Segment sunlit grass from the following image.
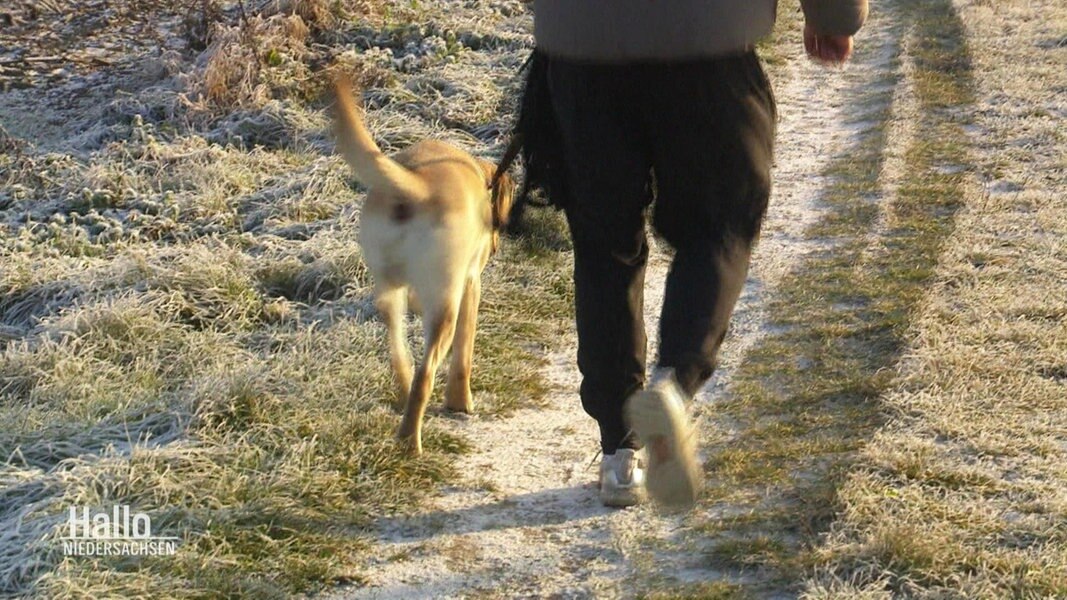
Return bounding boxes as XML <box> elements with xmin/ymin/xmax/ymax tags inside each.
<box><xmin>0</xmin><ymin>0</ymin><xmax>562</xmax><ymax>597</ymax></box>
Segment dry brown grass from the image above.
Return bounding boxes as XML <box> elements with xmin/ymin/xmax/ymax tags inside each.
<box><xmin>198</xmin><ymin>13</ymin><xmax>312</xmax><ymax>107</ymax></box>
<box><xmin>183</xmin><ymin>0</ymin><xmax>417</xmax><ymax>110</ymax></box>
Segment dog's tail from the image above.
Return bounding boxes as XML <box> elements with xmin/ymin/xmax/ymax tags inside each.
<box><xmin>332</xmin><ymin>77</ymin><xmax>429</xmax><ymax>200</ymax></box>
<box><xmin>489</xmin><ymin>167</ymin><xmax>514</xmax><ymax>253</ymax></box>
<box><xmin>475</xmin><ymin>158</ymin><xmax>515</xmax><ymax>254</ymax></box>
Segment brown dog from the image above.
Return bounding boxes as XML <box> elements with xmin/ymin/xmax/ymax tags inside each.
<box><xmin>333</xmin><ymin>78</ymin><xmax>514</xmax><ymax>455</ymax></box>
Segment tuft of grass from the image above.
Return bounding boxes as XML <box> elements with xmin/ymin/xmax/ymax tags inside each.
<box><xmin>185</xmin><ymin>0</ymin><xmax>417</xmax><ymax>111</ymax></box>
<box><xmin>197</xmin><ymin>12</ymin><xmax>312</xmax><ymax>108</ymax></box>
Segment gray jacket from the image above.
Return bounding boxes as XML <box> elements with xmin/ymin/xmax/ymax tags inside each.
<box><xmin>534</xmin><ymin>0</ymin><xmax>868</xmax><ymax>61</ymax></box>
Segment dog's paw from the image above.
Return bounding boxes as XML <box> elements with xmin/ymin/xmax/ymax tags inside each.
<box><xmin>394</xmin><ymin>427</ymin><xmax>422</xmax><ymax>454</ymax></box>
<box><xmin>395</xmin><ymin>432</ymin><xmax>423</xmax><ymax>457</ymax></box>
<box><xmin>444</xmin><ymin>392</ymin><xmax>474</xmax><ymax>415</ymax></box>
<box><xmin>444</xmin><ymin>402</ymin><xmax>474</xmax><ymax>415</ymax></box>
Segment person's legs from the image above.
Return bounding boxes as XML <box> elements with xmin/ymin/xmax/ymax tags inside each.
<box><xmin>546</xmin><ymin>59</ymin><xmax>653</xmax><ymax>455</ymax></box>
<box><xmin>625</xmin><ymin>51</ymin><xmax>776</xmax><ymax>508</ymax></box>
<box><xmin>645</xmin><ymin>51</ymin><xmax>777</xmax><ymax>395</ymax></box>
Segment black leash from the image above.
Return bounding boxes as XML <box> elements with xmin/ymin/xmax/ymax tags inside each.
<box><xmin>489</xmin><ymin>51</ymin><xmax>536</xmax><ymax>191</ymax></box>
<box><xmin>490</xmin><ymin>131</ymin><xmax>524</xmax><ymax>191</ymax></box>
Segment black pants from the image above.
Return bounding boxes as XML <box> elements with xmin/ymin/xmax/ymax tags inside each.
<box><xmin>546</xmin><ymin>51</ymin><xmax>777</xmax><ymax>453</ymax></box>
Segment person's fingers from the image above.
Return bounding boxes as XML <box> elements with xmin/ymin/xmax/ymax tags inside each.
<box><xmin>803</xmin><ymin>23</ymin><xmax>854</xmax><ymax>65</ymax></box>
<box><xmin>813</xmin><ymin>35</ymin><xmax>853</xmax><ymax>64</ymax></box>
<box><xmin>820</xmin><ymin>40</ymin><xmax>839</xmax><ymax>62</ymax></box>
<box><xmin>826</xmin><ymin>36</ymin><xmax>853</xmax><ymax>62</ymax></box>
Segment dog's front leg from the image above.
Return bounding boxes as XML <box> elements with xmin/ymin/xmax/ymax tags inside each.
<box><xmin>397</xmin><ymin>299</ymin><xmax>459</xmax><ymax>456</ymax></box>
<box><xmin>445</xmin><ymin>276</ymin><xmax>480</xmax><ymax>414</ymax></box>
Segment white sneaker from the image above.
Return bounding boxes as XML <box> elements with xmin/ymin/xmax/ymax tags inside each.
<box><xmin>624</xmin><ymin>369</ymin><xmax>703</xmax><ymax>510</ymax></box>
<box><xmin>599</xmin><ymin>448</ymin><xmax>647</xmax><ymax>507</ymax></box>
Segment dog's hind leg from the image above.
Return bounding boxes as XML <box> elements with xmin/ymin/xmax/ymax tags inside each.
<box><xmin>376</xmin><ymin>286</ymin><xmax>413</xmax><ymax>405</ymax></box>
<box><xmin>397</xmin><ymin>292</ymin><xmax>460</xmax><ymax>456</ymax></box>
<box><xmin>445</xmin><ymin>275</ymin><xmax>480</xmax><ymax>414</ymax></box>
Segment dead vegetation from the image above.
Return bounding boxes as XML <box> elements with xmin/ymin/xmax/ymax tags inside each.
<box><xmin>186</xmin><ymin>0</ymin><xmax>410</xmax><ymax>109</ymax></box>
<box><xmin>198</xmin><ymin>12</ymin><xmax>312</xmax><ymax>107</ymax></box>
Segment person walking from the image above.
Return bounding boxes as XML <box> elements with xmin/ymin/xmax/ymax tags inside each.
<box><xmin>512</xmin><ymin>0</ymin><xmax>868</xmax><ymax>509</ymax></box>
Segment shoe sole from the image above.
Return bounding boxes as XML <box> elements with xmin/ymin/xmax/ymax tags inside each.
<box><xmin>625</xmin><ymin>388</ymin><xmax>702</xmax><ymax>510</ymax></box>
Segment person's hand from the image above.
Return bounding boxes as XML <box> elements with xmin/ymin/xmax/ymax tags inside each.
<box><xmin>804</xmin><ymin>23</ymin><xmax>854</xmax><ymax>65</ymax></box>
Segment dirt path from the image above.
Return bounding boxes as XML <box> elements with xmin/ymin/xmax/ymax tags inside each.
<box><xmin>330</xmin><ymin>11</ymin><xmax>906</xmax><ymax>598</ymax></box>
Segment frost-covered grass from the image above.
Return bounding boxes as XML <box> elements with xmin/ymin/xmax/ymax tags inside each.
<box><xmin>0</xmin><ymin>0</ymin><xmax>570</xmax><ymax>596</ymax></box>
